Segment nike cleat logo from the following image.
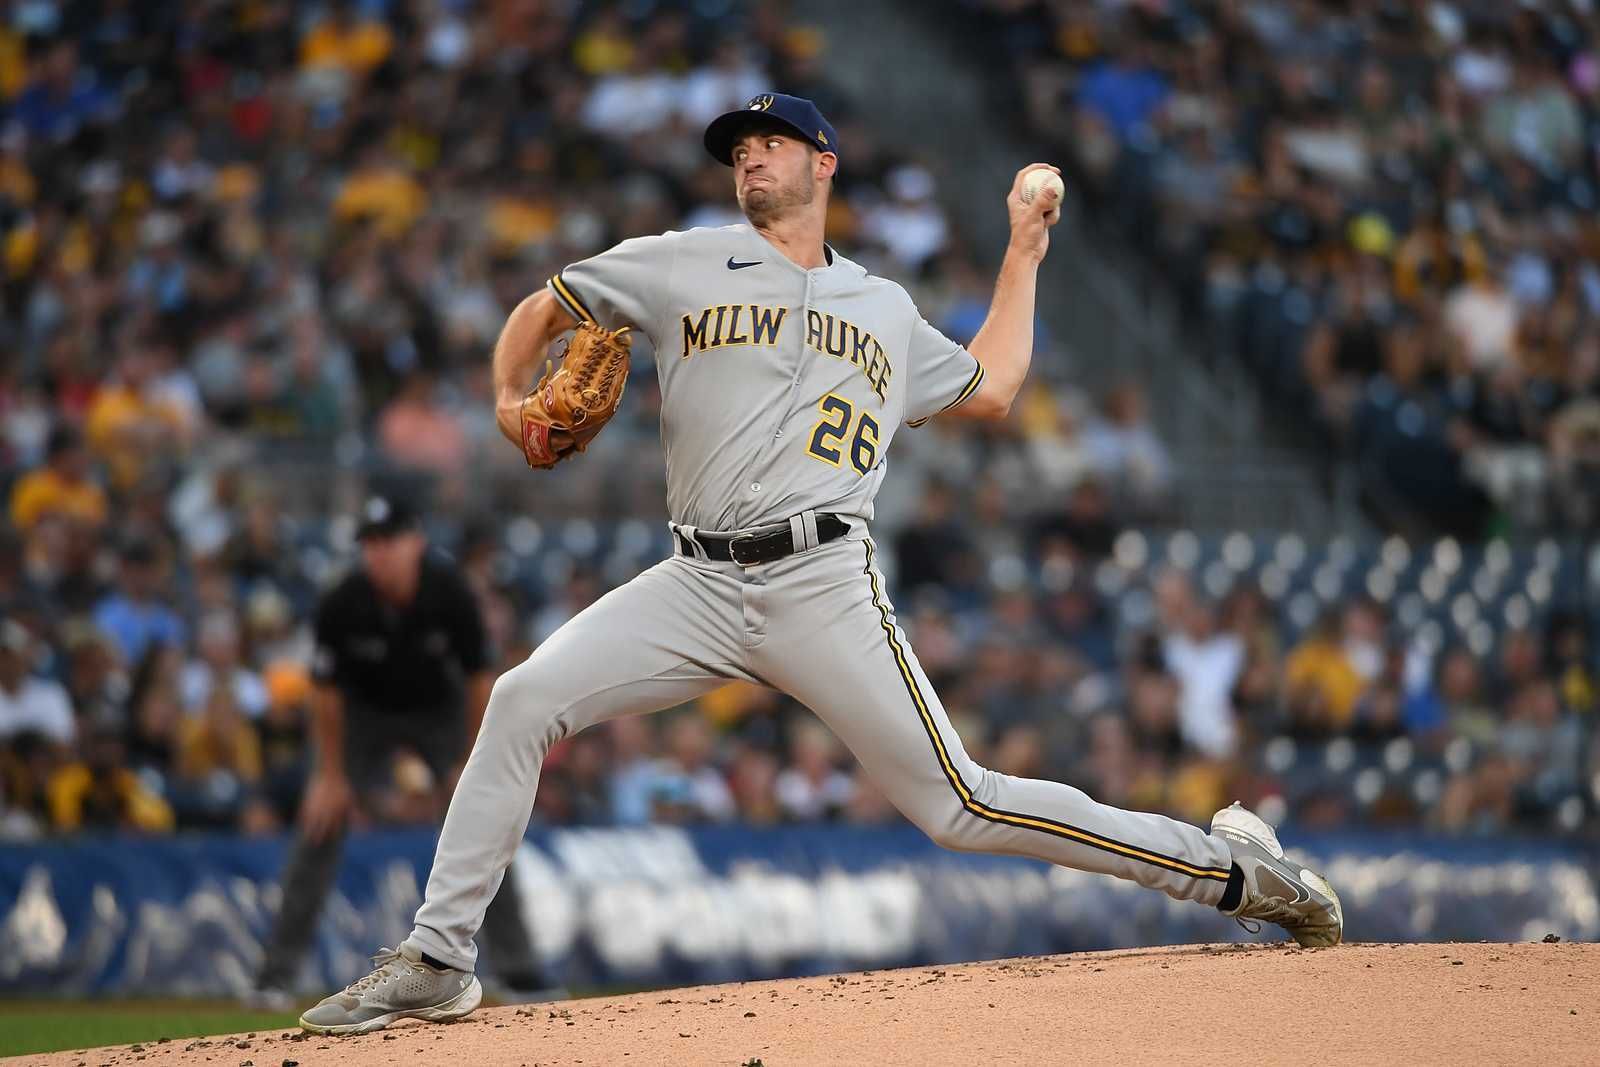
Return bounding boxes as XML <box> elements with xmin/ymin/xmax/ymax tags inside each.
<box><xmin>727</xmin><ymin>257</ymin><xmax>762</xmax><ymax>270</ymax></box>
<box><xmin>1282</xmin><ymin>880</ymin><xmax>1312</xmax><ymax>904</ymax></box>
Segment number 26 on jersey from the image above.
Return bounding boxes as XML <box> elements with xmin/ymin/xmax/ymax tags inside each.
<box><xmin>807</xmin><ymin>393</ymin><xmax>880</xmax><ymax>476</ymax></box>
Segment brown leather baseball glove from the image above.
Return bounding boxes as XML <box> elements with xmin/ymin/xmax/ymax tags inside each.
<box><xmin>519</xmin><ymin>323</ymin><xmax>632</xmax><ymax>469</ymax></box>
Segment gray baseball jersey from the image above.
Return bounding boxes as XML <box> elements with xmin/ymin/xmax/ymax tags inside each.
<box><xmin>546</xmin><ymin>224</ymin><xmax>983</xmax><ymax>531</ymax></box>
<box><xmin>403</xmin><ymin>224</ymin><xmax>1239</xmax><ymax>974</ymax></box>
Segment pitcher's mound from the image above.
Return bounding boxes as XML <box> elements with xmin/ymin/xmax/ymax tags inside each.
<box><xmin>14</xmin><ymin>942</ymin><xmax>1598</xmax><ymax>1066</ymax></box>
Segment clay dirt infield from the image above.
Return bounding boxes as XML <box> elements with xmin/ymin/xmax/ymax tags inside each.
<box><xmin>11</xmin><ymin>942</ymin><xmax>1597</xmax><ymax>1067</ymax></box>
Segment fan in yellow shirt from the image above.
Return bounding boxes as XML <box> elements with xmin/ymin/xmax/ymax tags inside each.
<box><xmin>8</xmin><ymin>425</ymin><xmax>107</xmax><ymax>532</ymax></box>
<box><xmin>333</xmin><ymin>144</ymin><xmax>427</xmax><ymax>239</ymax></box>
<box><xmin>300</xmin><ymin>4</ymin><xmax>392</xmax><ymax>76</ymax></box>
<box><xmin>176</xmin><ymin>687</ymin><xmax>264</xmax><ymax>785</ymax></box>
<box><xmin>84</xmin><ymin>351</ymin><xmax>187</xmax><ymax>491</ymax></box>
<box><xmin>49</xmin><ymin>722</ymin><xmax>174</xmax><ymax>834</ymax></box>
<box><xmin>1283</xmin><ymin>613</ymin><xmax>1366</xmax><ymax>730</ymax></box>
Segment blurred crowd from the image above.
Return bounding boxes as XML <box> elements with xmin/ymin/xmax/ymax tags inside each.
<box><xmin>975</xmin><ymin>0</ymin><xmax>1600</xmax><ymax>536</ymax></box>
<box><xmin>1</xmin><ymin>0</ymin><xmax>1594</xmax><ymax>846</ymax></box>
<box><xmin>8</xmin><ymin>490</ymin><xmax>1600</xmax><ymax>840</ymax></box>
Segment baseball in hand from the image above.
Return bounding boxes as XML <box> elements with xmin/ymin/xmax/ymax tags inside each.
<box><xmin>1020</xmin><ymin>169</ymin><xmax>1064</xmax><ymax>214</ymax></box>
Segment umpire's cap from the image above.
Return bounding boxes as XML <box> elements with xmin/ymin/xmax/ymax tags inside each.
<box><xmin>704</xmin><ymin>93</ymin><xmax>838</xmax><ymax>167</ymax></box>
<box><xmin>356</xmin><ymin>494</ymin><xmax>419</xmax><ymax>541</ymax></box>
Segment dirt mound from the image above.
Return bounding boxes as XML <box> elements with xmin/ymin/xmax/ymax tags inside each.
<box><xmin>12</xmin><ymin>942</ymin><xmax>1596</xmax><ymax>1067</ymax></box>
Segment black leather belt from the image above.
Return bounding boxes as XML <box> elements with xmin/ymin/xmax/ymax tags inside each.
<box><xmin>676</xmin><ymin>513</ymin><xmax>849</xmax><ymax>566</ymax></box>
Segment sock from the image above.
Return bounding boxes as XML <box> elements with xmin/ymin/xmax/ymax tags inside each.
<box><xmin>419</xmin><ymin>950</ymin><xmax>456</xmax><ymax>972</ymax></box>
<box><xmin>1216</xmin><ymin>864</ymin><xmax>1244</xmax><ymax>913</ymax></box>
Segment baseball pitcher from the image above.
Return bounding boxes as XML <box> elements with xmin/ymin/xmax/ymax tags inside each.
<box><xmin>299</xmin><ymin>93</ymin><xmax>1342</xmax><ymax>1035</ymax></box>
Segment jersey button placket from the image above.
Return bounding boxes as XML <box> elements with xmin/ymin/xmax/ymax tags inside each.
<box><xmin>797</xmin><ymin>275</ymin><xmax>815</xmax><ymax>391</ymax></box>
<box><xmin>737</xmin><ymin>271</ymin><xmax>811</xmax><ymax>520</ymax></box>
<box><xmin>771</xmin><ymin>274</ymin><xmax>813</xmax><ymax>448</ymax></box>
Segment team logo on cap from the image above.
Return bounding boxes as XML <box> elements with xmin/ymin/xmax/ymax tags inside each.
<box><xmin>748</xmin><ymin>95</ymin><xmax>775</xmax><ymax>111</ymax></box>
<box><xmin>817</xmin><ymin>130</ymin><xmax>828</xmax><ymax>144</ymax></box>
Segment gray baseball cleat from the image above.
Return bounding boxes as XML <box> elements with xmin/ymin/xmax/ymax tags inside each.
<box><xmin>299</xmin><ymin>944</ymin><xmax>482</xmax><ymax>1035</ymax></box>
<box><xmin>1212</xmin><ymin>802</ymin><xmax>1344</xmax><ymax>948</ymax></box>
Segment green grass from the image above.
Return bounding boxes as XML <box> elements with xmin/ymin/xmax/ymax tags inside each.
<box><xmin>0</xmin><ymin>1001</ymin><xmax>301</xmax><ymax>1058</ymax></box>
<box><xmin>0</xmin><ymin>986</ymin><xmax>627</xmax><ymax>1058</ymax></box>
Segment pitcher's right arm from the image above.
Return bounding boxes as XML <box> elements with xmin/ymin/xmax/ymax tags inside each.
<box><xmin>498</xmin><ymin>231</ymin><xmax>681</xmax><ymax>446</ymax></box>
<box><xmin>493</xmin><ymin>289</ymin><xmax>577</xmax><ymax>447</ymax></box>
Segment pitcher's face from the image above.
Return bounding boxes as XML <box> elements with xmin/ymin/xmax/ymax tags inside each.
<box><xmin>733</xmin><ymin>131</ymin><xmax>828</xmax><ymax>225</ymax></box>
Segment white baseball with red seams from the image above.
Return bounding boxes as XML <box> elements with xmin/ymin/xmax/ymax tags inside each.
<box><xmin>1020</xmin><ymin>168</ymin><xmax>1065</xmax><ymax>214</ymax></box>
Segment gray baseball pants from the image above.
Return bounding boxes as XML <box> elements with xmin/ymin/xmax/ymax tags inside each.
<box><xmin>406</xmin><ymin>533</ymin><xmax>1235</xmax><ymax>971</ymax></box>
<box><xmin>260</xmin><ymin>707</ymin><xmax>541</xmax><ymax>989</ymax></box>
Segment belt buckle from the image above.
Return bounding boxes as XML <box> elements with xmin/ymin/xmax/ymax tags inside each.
<box><xmin>728</xmin><ymin>533</ymin><xmax>762</xmax><ymax>567</ymax></box>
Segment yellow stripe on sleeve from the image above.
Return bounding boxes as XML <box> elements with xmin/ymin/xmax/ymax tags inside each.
<box><xmin>548</xmin><ymin>273</ymin><xmax>595</xmax><ymax>323</ymax></box>
<box><xmin>908</xmin><ymin>361</ymin><xmax>986</xmax><ymax>428</ymax></box>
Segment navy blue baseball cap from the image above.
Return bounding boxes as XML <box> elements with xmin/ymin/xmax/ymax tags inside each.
<box><xmin>704</xmin><ymin>93</ymin><xmax>839</xmax><ymax>167</ymax></box>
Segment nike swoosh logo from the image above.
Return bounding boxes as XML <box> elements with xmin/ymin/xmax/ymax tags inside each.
<box><xmin>727</xmin><ymin>257</ymin><xmax>762</xmax><ymax>270</ymax></box>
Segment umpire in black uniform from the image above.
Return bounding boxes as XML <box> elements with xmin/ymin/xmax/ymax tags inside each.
<box><xmin>254</xmin><ymin>495</ymin><xmax>547</xmax><ymax>1001</ymax></box>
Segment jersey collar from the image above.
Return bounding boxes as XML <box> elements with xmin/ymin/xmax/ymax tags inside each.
<box><xmin>740</xmin><ymin>223</ymin><xmax>835</xmax><ymax>274</ymax></box>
